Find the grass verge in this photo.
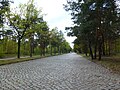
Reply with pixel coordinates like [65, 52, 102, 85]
[0, 55, 50, 66]
[95, 57, 120, 74]
[0, 53, 64, 66]
[81, 54, 120, 75]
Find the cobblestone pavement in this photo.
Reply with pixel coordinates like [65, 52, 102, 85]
[0, 53, 120, 90]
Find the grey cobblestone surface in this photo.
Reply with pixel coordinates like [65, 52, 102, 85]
[0, 53, 120, 90]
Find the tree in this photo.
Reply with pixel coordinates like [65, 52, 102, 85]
[0, 0, 11, 27]
[64, 0, 120, 60]
[0, 0, 11, 56]
[24, 1, 43, 57]
[50, 27, 61, 55]
[7, 0, 40, 58]
[35, 20, 49, 56]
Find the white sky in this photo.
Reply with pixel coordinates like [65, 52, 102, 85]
[12, 0, 76, 48]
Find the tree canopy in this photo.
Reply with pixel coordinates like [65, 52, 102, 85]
[0, 0, 71, 58]
[64, 0, 120, 60]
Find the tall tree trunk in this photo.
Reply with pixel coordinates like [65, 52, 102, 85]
[43, 47, 45, 56]
[50, 46, 52, 56]
[102, 34, 105, 56]
[45, 47, 48, 55]
[108, 40, 111, 56]
[59, 46, 61, 54]
[94, 43, 97, 59]
[43, 44, 45, 56]
[88, 40, 94, 60]
[54, 47, 56, 55]
[85, 53, 87, 56]
[105, 40, 108, 55]
[50, 41, 52, 56]
[98, 38, 102, 60]
[58, 46, 60, 55]
[60, 46, 62, 54]
[24, 42, 26, 55]
[114, 39, 117, 53]
[94, 36, 98, 59]
[18, 38, 21, 58]
[30, 38, 33, 57]
[40, 47, 42, 56]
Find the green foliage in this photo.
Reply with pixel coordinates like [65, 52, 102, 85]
[0, 0, 71, 59]
[0, 43, 4, 58]
[6, 0, 44, 58]
[5, 40, 17, 54]
[64, 0, 120, 60]
[0, 0, 10, 27]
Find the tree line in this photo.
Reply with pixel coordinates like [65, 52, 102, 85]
[64, 0, 120, 60]
[0, 0, 72, 58]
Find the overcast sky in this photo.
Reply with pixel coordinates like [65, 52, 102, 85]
[12, 0, 76, 48]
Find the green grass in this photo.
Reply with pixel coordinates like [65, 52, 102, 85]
[0, 54, 16, 58]
[0, 55, 50, 66]
[81, 53, 120, 74]
[93, 57, 120, 74]
[0, 53, 64, 66]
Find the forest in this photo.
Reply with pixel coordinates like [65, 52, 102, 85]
[64, 0, 120, 60]
[0, 0, 72, 59]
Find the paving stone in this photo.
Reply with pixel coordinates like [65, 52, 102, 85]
[0, 53, 120, 90]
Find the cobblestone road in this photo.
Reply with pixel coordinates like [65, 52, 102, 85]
[0, 53, 120, 90]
